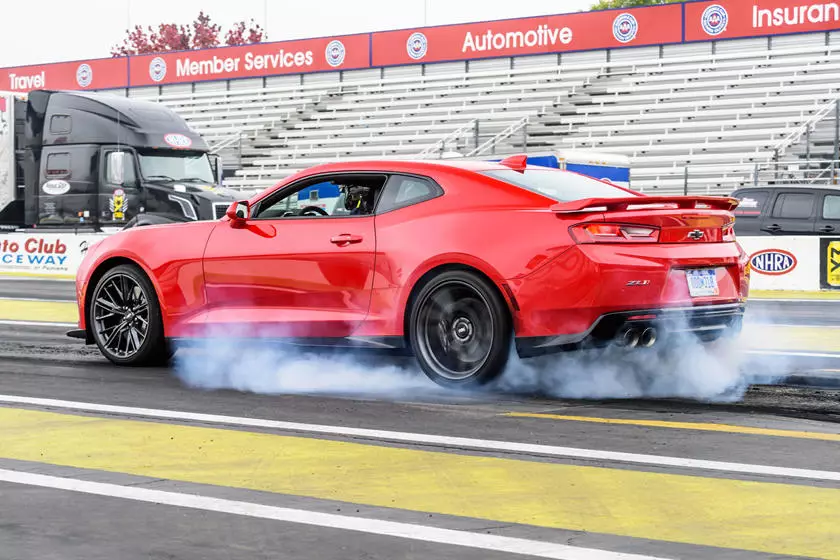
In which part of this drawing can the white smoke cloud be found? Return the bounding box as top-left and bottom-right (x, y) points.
(171, 304), (793, 404)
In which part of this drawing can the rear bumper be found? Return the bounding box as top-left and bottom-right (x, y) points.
(515, 302), (745, 358)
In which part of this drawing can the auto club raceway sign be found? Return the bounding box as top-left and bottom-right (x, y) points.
(5, 1), (840, 91)
(0, 233), (108, 279)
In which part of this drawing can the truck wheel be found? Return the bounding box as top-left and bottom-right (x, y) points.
(89, 264), (169, 366)
(409, 270), (511, 389)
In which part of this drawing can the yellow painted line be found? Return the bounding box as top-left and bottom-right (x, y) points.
(0, 271), (75, 279)
(749, 289), (840, 300)
(0, 299), (78, 323)
(504, 413), (840, 442)
(0, 407), (838, 558)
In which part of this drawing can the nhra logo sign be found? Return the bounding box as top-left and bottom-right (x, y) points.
(612, 13), (639, 43)
(325, 40), (346, 67)
(701, 4), (729, 36)
(407, 32), (429, 60)
(750, 249), (798, 275)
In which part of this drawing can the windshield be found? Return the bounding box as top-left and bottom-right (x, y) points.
(482, 169), (635, 201)
(138, 151), (215, 183)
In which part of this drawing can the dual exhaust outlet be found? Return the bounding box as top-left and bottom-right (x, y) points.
(617, 325), (657, 348)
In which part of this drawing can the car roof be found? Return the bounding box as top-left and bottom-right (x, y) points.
(734, 184), (840, 192)
(295, 159), (521, 175)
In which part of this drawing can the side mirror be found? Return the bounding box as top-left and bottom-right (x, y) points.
(208, 153), (223, 187)
(226, 200), (250, 226)
(106, 151), (132, 185)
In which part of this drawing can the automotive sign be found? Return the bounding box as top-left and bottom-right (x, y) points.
(749, 248), (797, 275)
(372, 3), (682, 66)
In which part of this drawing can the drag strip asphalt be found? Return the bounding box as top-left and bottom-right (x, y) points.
(3, 278), (840, 559)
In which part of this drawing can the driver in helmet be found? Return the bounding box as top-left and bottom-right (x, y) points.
(344, 184), (373, 215)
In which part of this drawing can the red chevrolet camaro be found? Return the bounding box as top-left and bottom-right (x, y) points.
(69, 156), (749, 388)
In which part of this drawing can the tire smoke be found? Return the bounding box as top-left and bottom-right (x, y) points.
(171, 307), (793, 403)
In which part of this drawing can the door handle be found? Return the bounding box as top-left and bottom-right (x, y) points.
(763, 224), (782, 233)
(330, 234), (363, 245)
(818, 225), (836, 233)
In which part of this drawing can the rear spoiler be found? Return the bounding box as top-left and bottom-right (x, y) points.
(549, 196), (739, 214)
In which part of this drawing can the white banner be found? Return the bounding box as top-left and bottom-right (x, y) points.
(738, 236), (821, 291)
(0, 231), (832, 290)
(0, 232), (108, 278)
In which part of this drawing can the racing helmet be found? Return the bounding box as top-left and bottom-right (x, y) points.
(343, 184), (371, 212)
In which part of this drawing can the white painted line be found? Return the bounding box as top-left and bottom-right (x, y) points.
(746, 350), (840, 359)
(1, 395), (838, 483)
(0, 296), (75, 303)
(0, 320), (77, 328)
(0, 468), (665, 560)
(0, 276), (75, 282)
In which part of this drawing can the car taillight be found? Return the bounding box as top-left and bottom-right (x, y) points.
(570, 223), (660, 244)
(722, 222), (736, 242)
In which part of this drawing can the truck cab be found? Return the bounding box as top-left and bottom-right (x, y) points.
(0, 89), (238, 230)
(730, 184), (840, 236)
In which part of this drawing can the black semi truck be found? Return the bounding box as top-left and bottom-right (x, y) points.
(0, 89), (240, 231)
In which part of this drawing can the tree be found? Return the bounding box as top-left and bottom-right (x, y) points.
(590, 0), (682, 10)
(111, 11), (265, 56)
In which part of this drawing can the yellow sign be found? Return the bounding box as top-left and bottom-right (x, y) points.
(828, 241), (840, 287)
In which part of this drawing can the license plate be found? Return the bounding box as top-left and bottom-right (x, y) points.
(686, 268), (719, 297)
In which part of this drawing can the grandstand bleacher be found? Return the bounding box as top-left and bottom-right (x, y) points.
(120, 31), (840, 196)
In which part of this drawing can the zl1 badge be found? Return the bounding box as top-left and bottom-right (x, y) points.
(820, 239), (840, 289)
(110, 188), (127, 220)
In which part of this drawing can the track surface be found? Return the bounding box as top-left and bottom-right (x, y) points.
(1, 278), (839, 559)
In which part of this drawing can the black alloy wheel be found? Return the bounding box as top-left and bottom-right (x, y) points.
(409, 270), (511, 388)
(89, 264), (170, 366)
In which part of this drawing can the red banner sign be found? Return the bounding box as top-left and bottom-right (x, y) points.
(372, 4), (682, 67)
(686, 0), (840, 41)
(129, 34), (370, 87)
(0, 58), (128, 92)
(6, 2), (840, 93)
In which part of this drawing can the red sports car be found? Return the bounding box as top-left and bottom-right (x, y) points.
(68, 156), (749, 388)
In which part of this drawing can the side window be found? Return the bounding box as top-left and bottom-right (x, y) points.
(49, 114), (72, 134)
(732, 190), (768, 218)
(45, 152), (70, 178)
(823, 195), (840, 220)
(376, 175), (441, 214)
(253, 174), (388, 219)
(772, 193), (815, 219)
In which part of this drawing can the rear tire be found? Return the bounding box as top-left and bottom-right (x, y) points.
(409, 270), (511, 389)
(88, 264), (170, 366)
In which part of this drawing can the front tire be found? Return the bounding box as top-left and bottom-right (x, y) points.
(89, 264), (169, 366)
(409, 270), (511, 388)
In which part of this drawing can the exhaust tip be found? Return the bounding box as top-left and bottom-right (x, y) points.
(639, 327), (657, 348)
(618, 327), (640, 348)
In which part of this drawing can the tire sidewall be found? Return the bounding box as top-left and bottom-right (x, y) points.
(409, 270), (511, 388)
(89, 264), (166, 366)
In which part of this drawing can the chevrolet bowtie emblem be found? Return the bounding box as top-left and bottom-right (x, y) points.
(688, 229), (704, 240)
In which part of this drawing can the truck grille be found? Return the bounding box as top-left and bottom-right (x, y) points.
(213, 203), (229, 220)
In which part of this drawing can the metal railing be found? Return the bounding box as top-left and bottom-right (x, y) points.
(208, 130), (245, 168)
(753, 158), (840, 186)
(465, 115), (531, 158)
(772, 98), (839, 159)
(416, 119), (479, 158)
